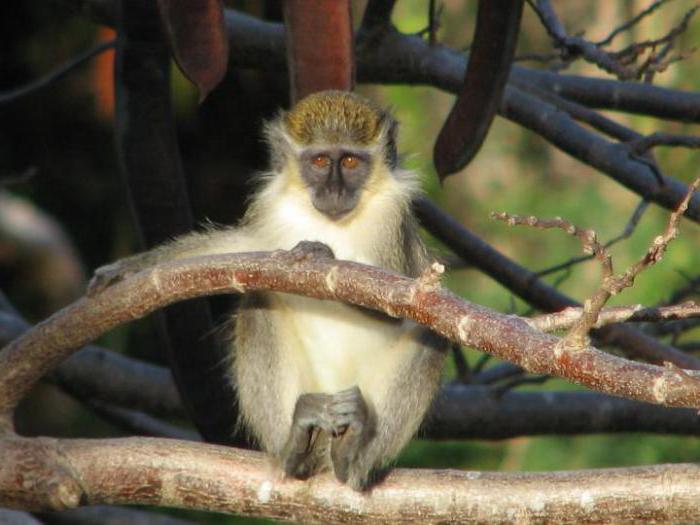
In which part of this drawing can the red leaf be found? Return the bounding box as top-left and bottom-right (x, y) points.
(157, 0), (229, 101)
(433, 0), (524, 180)
(284, 0), (354, 104)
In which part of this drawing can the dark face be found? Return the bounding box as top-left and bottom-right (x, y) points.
(299, 147), (372, 220)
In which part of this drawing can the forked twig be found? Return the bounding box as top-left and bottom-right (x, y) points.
(493, 176), (700, 347)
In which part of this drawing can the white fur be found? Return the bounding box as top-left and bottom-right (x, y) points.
(247, 167), (422, 401)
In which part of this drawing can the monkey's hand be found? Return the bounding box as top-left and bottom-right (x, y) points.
(328, 386), (371, 485)
(87, 254), (148, 296)
(289, 240), (335, 261)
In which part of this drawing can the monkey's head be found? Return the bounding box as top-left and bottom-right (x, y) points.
(265, 90), (399, 221)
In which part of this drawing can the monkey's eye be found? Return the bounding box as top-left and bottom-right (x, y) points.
(311, 155), (331, 169)
(341, 155), (360, 170)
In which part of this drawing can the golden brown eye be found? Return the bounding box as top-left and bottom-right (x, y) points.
(312, 155), (330, 169)
(341, 155), (359, 170)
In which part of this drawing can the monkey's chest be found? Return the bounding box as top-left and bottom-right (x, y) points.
(280, 294), (407, 394)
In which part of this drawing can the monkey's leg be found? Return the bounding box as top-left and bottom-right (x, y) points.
(328, 386), (372, 484)
(281, 392), (337, 479)
(341, 329), (447, 490)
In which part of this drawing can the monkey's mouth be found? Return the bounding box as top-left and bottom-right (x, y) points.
(311, 191), (358, 221)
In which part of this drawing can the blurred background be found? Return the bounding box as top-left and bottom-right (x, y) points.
(1, 0), (699, 522)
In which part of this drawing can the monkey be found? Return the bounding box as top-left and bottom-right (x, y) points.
(90, 90), (447, 490)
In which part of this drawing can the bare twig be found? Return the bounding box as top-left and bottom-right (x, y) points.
(490, 373), (551, 397)
(667, 273), (700, 304)
(530, 302), (700, 332)
(530, 0), (697, 80)
(415, 197), (700, 369)
(451, 343), (470, 382)
(627, 132), (700, 155)
(0, 40), (115, 105)
(491, 212), (611, 347)
(609, 6), (698, 65)
(595, 0), (670, 47)
(472, 362), (523, 384)
(536, 199), (649, 278)
(493, 176), (700, 347)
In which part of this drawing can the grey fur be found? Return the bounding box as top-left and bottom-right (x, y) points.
(89, 91), (448, 490)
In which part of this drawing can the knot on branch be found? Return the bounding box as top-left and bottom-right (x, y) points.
(6, 438), (84, 510)
(417, 261), (445, 292)
(653, 362), (700, 405)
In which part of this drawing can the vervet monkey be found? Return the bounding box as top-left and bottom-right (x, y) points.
(91, 91), (447, 489)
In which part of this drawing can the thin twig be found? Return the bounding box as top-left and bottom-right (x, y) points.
(0, 40), (115, 105)
(530, 301), (700, 332)
(627, 132), (700, 155)
(530, 0), (697, 80)
(451, 343), (470, 382)
(667, 273), (700, 304)
(536, 199), (649, 278)
(492, 175), (700, 347)
(491, 374), (551, 397)
(596, 0), (670, 47)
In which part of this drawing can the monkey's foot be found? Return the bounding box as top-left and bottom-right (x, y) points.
(281, 392), (337, 478)
(328, 386), (370, 484)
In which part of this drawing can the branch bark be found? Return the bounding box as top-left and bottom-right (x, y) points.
(430, 384), (700, 439)
(3, 249), (700, 430)
(3, 436), (700, 524)
(5, 305), (699, 439)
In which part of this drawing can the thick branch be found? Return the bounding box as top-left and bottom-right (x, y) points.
(3, 436), (700, 523)
(5, 302), (699, 439)
(61, 0), (700, 122)
(429, 384), (700, 439)
(57, 0), (700, 222)
(7, 308), (700, 439)
(0, 311), (183, 419)
(3, 250), (700, 429)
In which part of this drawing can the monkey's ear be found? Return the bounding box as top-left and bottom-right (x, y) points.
(263, 114), (297, 171)
(379, 115), (399, 169)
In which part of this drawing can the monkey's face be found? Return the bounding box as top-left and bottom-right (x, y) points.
(299, 147), (372, 220)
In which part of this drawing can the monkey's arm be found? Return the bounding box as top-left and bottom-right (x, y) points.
(88, 226), (257, 294)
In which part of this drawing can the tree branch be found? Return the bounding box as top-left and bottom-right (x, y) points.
(6, 306), (700, 440)
(3, 248), (700, 431)
(0, 40), (115, 105)
(530, 302), (700, 332)
(414, 197), (700, 370)
(430, 384), (700, 438)
(0, 311), (183, 419)
(2, 436), (700, 523)
(54, 0), (700, 223)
